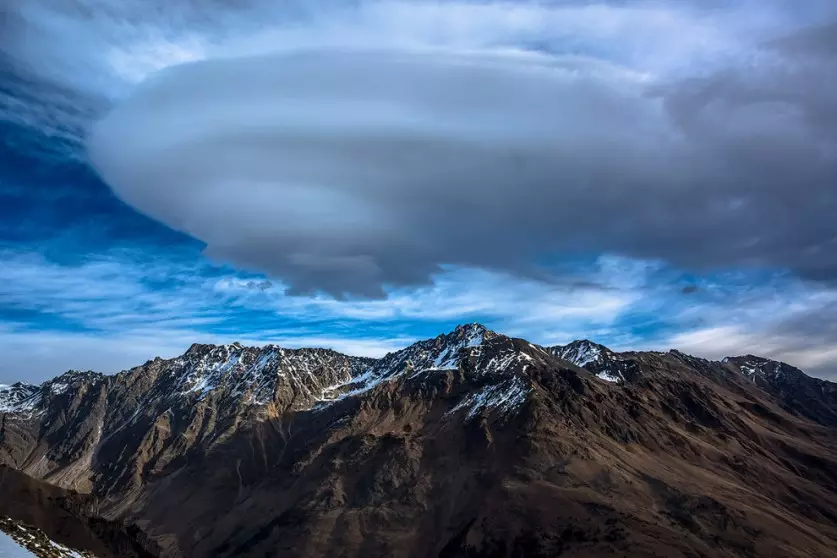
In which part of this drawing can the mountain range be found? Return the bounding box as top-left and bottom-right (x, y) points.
(1, 323), (836, 557)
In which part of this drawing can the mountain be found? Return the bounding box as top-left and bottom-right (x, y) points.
(547, 339), (640, 383)
(550, 341), (837, 427)
(0, 382), (41, 414)
(723, 355), (837, 427)
(1, 324), (837, 557)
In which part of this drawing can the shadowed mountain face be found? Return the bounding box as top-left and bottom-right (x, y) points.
(2, 324), (837, 557)
(0, 465), (158, 557)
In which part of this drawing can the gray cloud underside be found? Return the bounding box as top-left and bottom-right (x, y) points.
(88, 27), (837, 297)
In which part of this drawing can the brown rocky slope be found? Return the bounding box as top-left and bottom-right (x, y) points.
(1, 324), (836, 557)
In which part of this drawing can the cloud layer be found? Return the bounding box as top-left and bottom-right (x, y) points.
(6, 2), (835, 297)
(88, 29), (837, 296)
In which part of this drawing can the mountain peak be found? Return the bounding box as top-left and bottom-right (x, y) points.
(52, 369), (103, 381)
(453, 321), (489, 332)
(566, 338), (611, 351)
(184, 342), (246, 357)
(549, 339), (612, 367)
(0, 382), (42, 414)
(447, 322), (495, 344)
(545, 339), (635, 383)
(45, 370), (105, 396)
(723, 354), (804, 383)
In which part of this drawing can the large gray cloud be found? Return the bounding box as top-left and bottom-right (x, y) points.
(87, 25), (837, 297)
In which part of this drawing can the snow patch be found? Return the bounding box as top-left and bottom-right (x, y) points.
(0, 384), (43, 415)
(552, 340), (604, 367)
(50, 382), (69, 395)
(447, 377), (529, 421)
(318, 367), (385, 403)
(596, 371), (620, 383)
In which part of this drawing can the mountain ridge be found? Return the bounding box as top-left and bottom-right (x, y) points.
(1, 323), (836, 557)
(4, 322), (828, 413)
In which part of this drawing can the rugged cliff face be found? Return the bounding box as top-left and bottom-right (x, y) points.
(2, 324), (837, 557)
(0, 345), (374, 496)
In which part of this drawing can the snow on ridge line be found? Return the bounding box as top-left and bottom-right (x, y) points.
(729, 358), (788, 383)
(316, 331), (543, 408)
(317, 367), (384, 404)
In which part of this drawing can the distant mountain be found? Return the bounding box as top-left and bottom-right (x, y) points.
(723, 354), (837, 427)
(0, 382), (41, 414)
(1, 324), (837, 557)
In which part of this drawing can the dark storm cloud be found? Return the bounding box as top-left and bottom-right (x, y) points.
(650, 23), (837, 282)
(88, 24), (837, 297)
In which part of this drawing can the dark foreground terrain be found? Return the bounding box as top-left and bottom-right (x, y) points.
(2, 324), (836, 557)
(0, 465), (157, 557)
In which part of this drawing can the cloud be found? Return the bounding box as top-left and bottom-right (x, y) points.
(5, 0), (829, 150)
(5, 0), (836, 296)
(2, 249), (836, 382)
(88, 31), (837, 296)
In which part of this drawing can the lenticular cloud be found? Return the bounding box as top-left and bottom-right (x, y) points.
(88, 43), (837, 297)
(87, 50), (660, 296)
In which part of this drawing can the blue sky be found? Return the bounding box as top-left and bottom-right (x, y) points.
(1, 0), (836, 383)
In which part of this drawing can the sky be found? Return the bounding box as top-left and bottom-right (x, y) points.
(1, 0), (836, 383)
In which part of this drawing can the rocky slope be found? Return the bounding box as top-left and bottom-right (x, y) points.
(723, 355), (837, 427)
(0, 465), (157, 557)
(0, 345), (374, 496)
(2, 324), (837, 557)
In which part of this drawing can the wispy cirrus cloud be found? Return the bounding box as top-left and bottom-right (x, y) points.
(0, 250), (636, 338)
(1, 249), (836, 382)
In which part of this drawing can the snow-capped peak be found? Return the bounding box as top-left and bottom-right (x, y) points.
(1, 371), (105, 415)
(452, 322), (492, 342)
(547, 340), (633, 384)
(0, 382), (42, 414)
(549, 339), (611, 367)
(166, 343), (376, 407)
(315, 324), (502, 404)
(386, 323), (497, 373)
